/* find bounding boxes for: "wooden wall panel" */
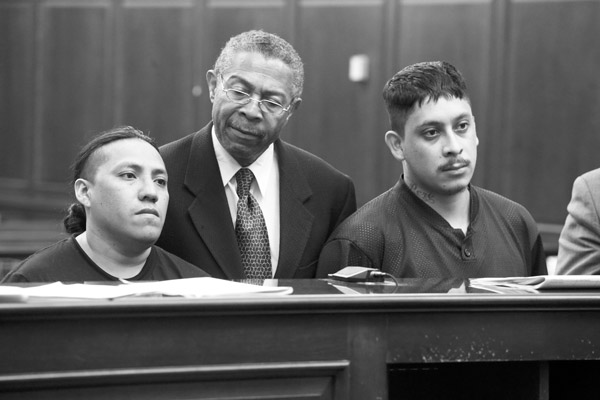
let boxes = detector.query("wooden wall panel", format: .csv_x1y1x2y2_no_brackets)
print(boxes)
38,0,112,187
395,0,495,188
0,0,599,234
118,0,196,144
501,0,600,223
0,2,33,186
293,0,388,205
203,0,288,40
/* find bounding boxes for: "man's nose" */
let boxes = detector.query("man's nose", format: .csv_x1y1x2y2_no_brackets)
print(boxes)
240,97,264,119
139,179,159,202
442,132,463,156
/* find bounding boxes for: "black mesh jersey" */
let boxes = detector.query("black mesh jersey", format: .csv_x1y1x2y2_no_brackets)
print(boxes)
317,180,547,278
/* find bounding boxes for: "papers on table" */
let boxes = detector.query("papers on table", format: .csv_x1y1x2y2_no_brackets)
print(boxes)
0,277,293,301
470,275,600,293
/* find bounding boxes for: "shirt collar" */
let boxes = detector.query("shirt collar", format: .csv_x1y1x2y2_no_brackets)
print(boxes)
211,126,276,197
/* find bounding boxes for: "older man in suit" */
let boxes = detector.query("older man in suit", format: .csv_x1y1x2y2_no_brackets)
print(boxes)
157,30,356,280
556,168,600,274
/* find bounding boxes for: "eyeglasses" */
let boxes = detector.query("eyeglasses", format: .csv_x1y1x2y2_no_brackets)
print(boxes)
219,74,293,115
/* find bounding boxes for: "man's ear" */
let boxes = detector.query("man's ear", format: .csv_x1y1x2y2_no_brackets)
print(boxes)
384,130,405,161
206,70,218,103
285,98,302,122
74,178,92,208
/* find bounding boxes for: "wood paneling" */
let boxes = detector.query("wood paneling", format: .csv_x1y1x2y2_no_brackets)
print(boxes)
500,0,600,223
1,362,347,400
38,0,112,186
389,362,541,399
0,0,599,237
204,0,287,36
4,283,600,399
0,2,34,185
293,0,388,205
118,0,196,144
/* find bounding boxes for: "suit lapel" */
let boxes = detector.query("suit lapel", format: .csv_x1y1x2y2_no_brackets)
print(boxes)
184,125,243,279
275,141,314,278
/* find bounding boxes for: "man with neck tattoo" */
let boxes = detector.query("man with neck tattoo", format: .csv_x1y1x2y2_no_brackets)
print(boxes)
317,61,547,278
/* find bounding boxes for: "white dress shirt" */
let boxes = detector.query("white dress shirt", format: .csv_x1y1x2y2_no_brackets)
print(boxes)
212,128,281,274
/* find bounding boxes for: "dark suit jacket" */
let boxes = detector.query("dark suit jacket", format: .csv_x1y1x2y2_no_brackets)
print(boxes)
157,123,357,279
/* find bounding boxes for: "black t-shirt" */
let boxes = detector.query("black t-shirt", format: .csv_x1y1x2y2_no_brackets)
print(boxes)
2,236,210,283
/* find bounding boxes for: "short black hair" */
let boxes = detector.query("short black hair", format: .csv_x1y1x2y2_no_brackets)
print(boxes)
382,61,469,134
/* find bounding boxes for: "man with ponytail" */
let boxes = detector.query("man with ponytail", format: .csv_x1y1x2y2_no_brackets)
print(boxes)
2,126,209,282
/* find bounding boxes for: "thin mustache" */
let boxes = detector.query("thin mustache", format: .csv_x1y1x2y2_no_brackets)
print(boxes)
230,118,263,136
440,158,470,171
232,125,262,136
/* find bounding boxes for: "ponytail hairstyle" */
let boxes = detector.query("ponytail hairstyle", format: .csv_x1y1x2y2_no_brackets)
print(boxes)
63,126,157,235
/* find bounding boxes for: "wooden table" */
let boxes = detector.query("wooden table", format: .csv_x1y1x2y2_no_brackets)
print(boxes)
1,278,599,399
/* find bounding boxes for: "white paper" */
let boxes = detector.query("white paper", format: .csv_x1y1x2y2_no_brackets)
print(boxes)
470,275,600,291
0,277,293,300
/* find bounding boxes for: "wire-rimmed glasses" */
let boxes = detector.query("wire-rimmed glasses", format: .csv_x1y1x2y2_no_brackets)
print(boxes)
219,74,293,115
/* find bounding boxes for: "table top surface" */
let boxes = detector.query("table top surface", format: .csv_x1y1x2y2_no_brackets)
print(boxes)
3,277,600,316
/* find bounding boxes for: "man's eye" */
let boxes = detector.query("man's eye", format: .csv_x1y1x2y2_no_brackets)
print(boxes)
423,129,438,138
457,122,469,131
121,172,136,179
155,178,167,187
262,100,284,112
229,89,249,99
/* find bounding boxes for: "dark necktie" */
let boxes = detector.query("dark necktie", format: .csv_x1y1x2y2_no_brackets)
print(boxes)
234,168,272,279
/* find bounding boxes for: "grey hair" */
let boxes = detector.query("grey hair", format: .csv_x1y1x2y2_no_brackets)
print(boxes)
214,30,304,98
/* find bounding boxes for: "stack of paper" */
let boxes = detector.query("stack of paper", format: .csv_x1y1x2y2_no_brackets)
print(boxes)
470,275,600,293
0,277,293,301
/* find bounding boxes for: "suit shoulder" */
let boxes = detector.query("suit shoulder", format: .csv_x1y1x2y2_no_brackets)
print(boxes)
160,132,195,161
576,168,600,190
159,131,203,180
580,167,600,180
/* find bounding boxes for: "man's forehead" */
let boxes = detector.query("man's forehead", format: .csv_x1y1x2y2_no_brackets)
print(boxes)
90,139,165,173
228,51,289,70
225,52,294,89
408,96,473,123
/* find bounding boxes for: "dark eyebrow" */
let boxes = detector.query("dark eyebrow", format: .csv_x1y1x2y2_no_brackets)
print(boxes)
416,113,473,129
453,112,473,122
223,74,249,88
115,162,167,177
153,168,168,178
416,120,443,130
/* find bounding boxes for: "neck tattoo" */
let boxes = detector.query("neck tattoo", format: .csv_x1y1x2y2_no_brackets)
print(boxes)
409,183,435,204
